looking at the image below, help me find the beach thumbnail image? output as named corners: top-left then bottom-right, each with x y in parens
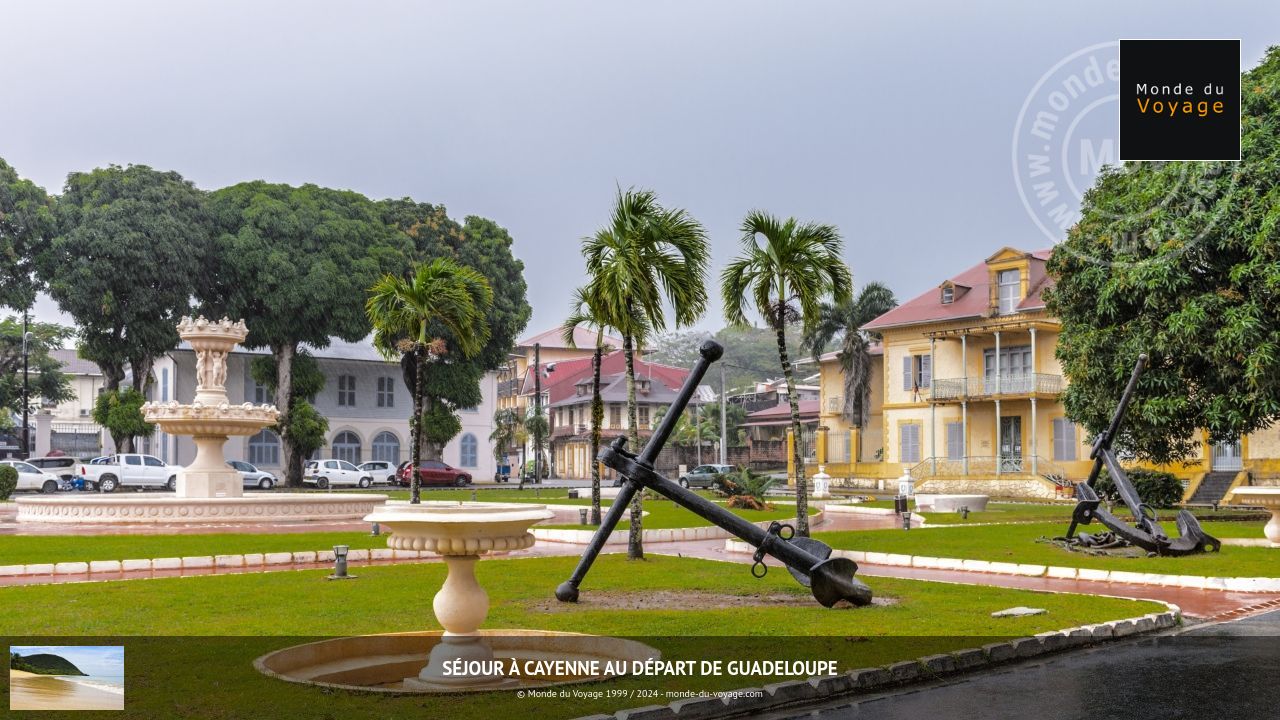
top-left (9, 645), bottom-right (124, 711)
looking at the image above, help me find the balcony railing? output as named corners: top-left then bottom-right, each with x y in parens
top-left (908, 455), bottom-right (1067, 481)
top-left (930, 373), bottom-right (1063, 401)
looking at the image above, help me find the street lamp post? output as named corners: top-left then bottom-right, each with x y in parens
top-left (719, 362), bottom-right (727, 465)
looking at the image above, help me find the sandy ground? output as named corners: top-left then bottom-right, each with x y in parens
top-left (9, 669), bottom-right (124, 711)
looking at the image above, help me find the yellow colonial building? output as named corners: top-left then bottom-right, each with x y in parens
top-left (810, 246), bottom-right (1280, 501)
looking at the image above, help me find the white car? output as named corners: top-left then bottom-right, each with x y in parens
top-left (1, 460), bottom-right (62, 494)
top-left (79, 454), bottom-right (181, 492)
top-left (227, 460), bottom-right (276, 490)
top-left (358, 460), bottom-right (398, 485)
top-left (303, 459), bottom-right (373, 489)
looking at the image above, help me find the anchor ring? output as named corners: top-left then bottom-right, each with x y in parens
top-left (751, 561), bottom-right (768, 578)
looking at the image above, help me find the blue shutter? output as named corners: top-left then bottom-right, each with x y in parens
top-left (902, 356), bottom-right (912, 390)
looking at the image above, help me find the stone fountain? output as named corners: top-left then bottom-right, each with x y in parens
top-left (1226, 487), bottom-right (1280, 546)
top-left (255, 501), bottom-right (660, 693)
top-left (16, 317), bottom-right (387, 525)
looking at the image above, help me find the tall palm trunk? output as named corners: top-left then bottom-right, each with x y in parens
top-left (409, 346), bottom-right (426, 504)
top-left (590, 344), bottom-right (603, 525)
top-left (776, 310), bottom-right (809, 536)
top-left (623, 333), bottom-right (643, 560)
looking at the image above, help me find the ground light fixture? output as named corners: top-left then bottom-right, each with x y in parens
top-left (961, 505), bottom-right (970, 520)
top-left (579, 508), bottom-right (589, 525)
top-left (370, 522), bottom-right (380, 536)
top-left (328, 544), bottom-right (355, 580)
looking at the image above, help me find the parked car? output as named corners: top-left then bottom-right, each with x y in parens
top-left (678, 463), bottom-right (735, 489)
top-left (358, 460), bottom-right (398, 485)
top-left (79, 454), bottom-right (180, 492)
top-left (397, 460), bottom-right (472, 487)
top-left (304, 459), bottom-right (374, 489)
top-left (0, 459), bottom-right (62, 494)
top-left (227, 460), bottom-right (275, 490)
top-left (23, 456), bottom-right (79, 481)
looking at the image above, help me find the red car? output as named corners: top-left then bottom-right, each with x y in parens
top-left (397, 460), bottom-right (473, 487)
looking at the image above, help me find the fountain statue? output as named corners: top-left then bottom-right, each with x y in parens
top-left (256, 500), bottom-right (661, 693)
top-left (142, 317), bottom-right (280, 498)
top-left (15, 316), bottom-right (387, 524)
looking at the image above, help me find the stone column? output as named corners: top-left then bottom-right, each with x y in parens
top-left (34, 411), bottom-right (53, 457)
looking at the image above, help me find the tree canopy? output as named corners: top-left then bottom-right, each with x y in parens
top-left (1046, 46), bottom-right (1280, 464)
top-left (0, 158), bottom-right (55, 312)
top-left (0, 317), bottom-right (73, 428)
top-left (41, 164), bottom-right (209, 390)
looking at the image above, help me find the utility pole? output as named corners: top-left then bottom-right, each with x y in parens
top-left (533, 342), bottom-right (542, 484)
top-left (21, 311), bottom-right (31, 459)
top-left (719, 362), bottom-right (727, 465)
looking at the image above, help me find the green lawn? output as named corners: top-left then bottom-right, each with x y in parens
top-left (0, 531), bottom-right (387, 565)
top-left (817, 521), bottom-right (1277, 577)
top-left (0, 554), bottom-right (1164, 719)
top-left (541, 498), bottom-right (799, 530)
top-left (854, 500), bottom-right (1266, 526)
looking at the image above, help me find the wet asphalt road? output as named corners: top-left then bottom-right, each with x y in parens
top-left (769, 610), bottom-right (1280, 720)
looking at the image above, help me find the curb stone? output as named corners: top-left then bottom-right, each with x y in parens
top-left (587, 607), bottom-right (1178, 720)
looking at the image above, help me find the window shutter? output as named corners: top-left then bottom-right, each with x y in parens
top-left (902, 356), bottom-right (912, 390)
top-left (920, 355), bottom-right (932, 388)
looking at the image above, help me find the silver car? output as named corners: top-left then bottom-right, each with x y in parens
top-left (227, 460), bottom-right (276, 490)
top-left (678, 464), bottom-right (735, 489)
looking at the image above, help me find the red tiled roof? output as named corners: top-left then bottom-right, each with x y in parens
top-left (520, 349), bottom-right (690, 405)
top-left (744, 399), bottom-right (819, 422)
top-left (862, 247), bottom-right (1053, 331)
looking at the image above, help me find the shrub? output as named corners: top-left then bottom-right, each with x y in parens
top-left (713, 468), bottom-right (776, 511)
top-left (0, 465), bottom-right (17, 501)
top-left (1094, 467), bottom-right (1183, 508)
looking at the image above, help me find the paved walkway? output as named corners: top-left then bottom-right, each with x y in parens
top-left (761, 608), bottom-right (1280, 719)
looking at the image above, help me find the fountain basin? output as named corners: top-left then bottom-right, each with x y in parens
top-left (255, 630), bottom-right (661, 694)
top-left (15, 492), bottom-right (387, 524)
top-left (1226, 487), bottom-right (1280, 544)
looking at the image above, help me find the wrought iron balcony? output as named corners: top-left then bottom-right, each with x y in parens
top-left (929, 373), bottom-right (1064, 402)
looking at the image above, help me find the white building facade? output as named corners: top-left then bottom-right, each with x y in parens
top-left (50, 340), bottom-right (498, 481)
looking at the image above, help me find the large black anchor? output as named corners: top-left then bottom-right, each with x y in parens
top-left (555, 340), bottom-right (873, 607)
top-left (1063, 354), bottom-right (1220, 556)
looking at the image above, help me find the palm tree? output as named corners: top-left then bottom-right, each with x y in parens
top-left (562, 286), bottom-right (617, 526)
top-left (722, 211), bottom-right (852, 537)
top-left (366, 258), bottom-right (493, 504)
top-left (582, 187), bottom-right (709, 559)
top-left (802, 282), bottom-right (897, 460)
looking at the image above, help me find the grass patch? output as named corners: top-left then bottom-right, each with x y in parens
top-left (0, 531), bottom-right (386, 565)
top-left (817, 521), bottom-right (1276, 576)
top-left (0, 555), bottom-right (1162, 719)
top-left (855, 500), bottom-right (1265, 526)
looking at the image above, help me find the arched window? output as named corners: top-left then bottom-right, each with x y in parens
top-left (248, 429), bottom-right (281, 467)
top-left (371, 431), bottom-right (400, 464)
top-left (332, 431), bottom-right (362, 464)
top-left (460, 433), bottom-right (478, 468)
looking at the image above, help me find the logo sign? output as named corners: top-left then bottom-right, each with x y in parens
top-left (1119, 39), bottom-right (1240, 161)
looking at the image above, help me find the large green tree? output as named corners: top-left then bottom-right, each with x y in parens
top-left (722, 211), bottom-right (852, 537)
top-left (802, 281), bottom-right (897, 458)
top-left (201, 182), bottom-right (411, 485)
top-left (0, 318), bottom-right (73, 431)
top-left (366, 258), bottom-right (492, 504)
top-left (1047, 48), bottom-right (1280, 464)
top-left (379, 200), bottom-right (530, 461)
top-left (41, 165), bottom-right (209, 406)
top-left (582, 187), bottom-right (708, 559)
top-left (250, 352), bottom-right (329, 465)
top-left (0, 158), bottom-right (55, 312)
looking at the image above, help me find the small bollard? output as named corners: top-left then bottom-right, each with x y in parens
top-left (902, 510), bottom-right (912, 531)
top-left (568, 489), bottom-right (579, 499)
top-left (535, 487), bottom-right (540, 498)
top-left (580, 508), bottom-right (589, 525)
top-left (471, 489), bottom-right (477, 502)
top-left (960, 506), bottom-right (970, 520)
top-left (327, 544), bottom-right (356, 580)
top-left (370, 522), bottom-right (380, 537)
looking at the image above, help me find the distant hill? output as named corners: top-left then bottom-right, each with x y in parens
top-left (10, 652), bottom-right (87, 676)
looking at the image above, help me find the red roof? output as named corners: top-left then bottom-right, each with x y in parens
top-left (743, 399), bottom-right (820, 426)
top-left (862, 247), bottom-right (1053, 331)
top-left (520, 349), bottom-right (690, 405)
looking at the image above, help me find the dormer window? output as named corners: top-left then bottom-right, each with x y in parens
top-left (941, 286), bottom-right (954, 304)
top-left (997, 269), bottom-right (1021, 314)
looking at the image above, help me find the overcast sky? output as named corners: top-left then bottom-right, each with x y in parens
top-left (4, 1), bottom-right (1276, 337)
